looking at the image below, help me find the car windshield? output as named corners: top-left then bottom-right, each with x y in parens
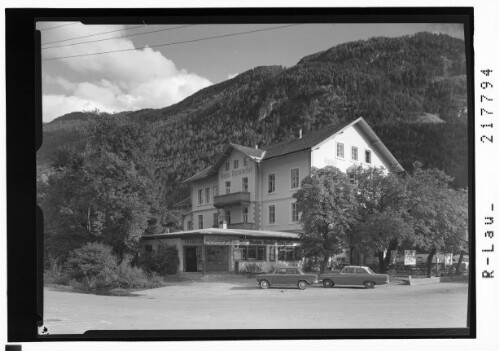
top-left (367, 268), bottom-right (375, 274)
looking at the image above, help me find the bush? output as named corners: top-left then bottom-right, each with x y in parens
top-left (139, 245), bottom-right (179, 275)
top-left (245, 263), bottom-right (263, 277)
top-left (64, 242), bottom-right (119, 291)
top-left (44, 257), bottom-right (71, 285)
top-left (114, 259), bottom-right (164, 289)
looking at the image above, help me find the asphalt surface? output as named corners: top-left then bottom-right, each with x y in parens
top-left (43, 278), bottom-right (469, 334)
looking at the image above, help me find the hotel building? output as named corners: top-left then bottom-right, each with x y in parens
top-left (142, 117), bottom-right (403, 273)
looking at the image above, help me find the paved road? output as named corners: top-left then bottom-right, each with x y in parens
top-left (43, 279), bottom-right (469, 334)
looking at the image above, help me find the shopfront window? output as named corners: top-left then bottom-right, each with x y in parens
top-left (277, 246), bottom-right (301, 261)
top-left (269, 246), bottom-right (276, 261)
top-left (239, 245), bottom-right (266, 261)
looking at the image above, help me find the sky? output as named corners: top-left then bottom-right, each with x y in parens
top-left (38, 22), bottom-right (464, 123)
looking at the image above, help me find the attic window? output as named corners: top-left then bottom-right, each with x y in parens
top-left (336, 142), bottom-right (344, 158)
top-left (225, 162), bottom-right (230, 171)
top-left (243, 157), bottom-right (248, 166)
top-left (365, 150), bottom-right (371, 164)
top-left (234, 159), bottom-right (239, 169)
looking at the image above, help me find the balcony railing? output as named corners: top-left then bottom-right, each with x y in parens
top-left (227, 222), bottom-right (256, 230)
top-left (213, 191), bottom-right (250, 208)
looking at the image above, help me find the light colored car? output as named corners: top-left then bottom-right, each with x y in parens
top-left (320, 265), bottom-right (389, 289)
top-left (256, 267), bottom-right (318, 290)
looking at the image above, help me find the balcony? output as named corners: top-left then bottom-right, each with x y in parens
top-left (227, 222), bottom-right (256, 230)
top-left (213, 191), bottom-right (250, 208)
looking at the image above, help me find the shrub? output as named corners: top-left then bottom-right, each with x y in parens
top-left (114, 259), bottom-right (164, 289)
top-left (44, 257), bottom-right (70, 285)
top-left (64, 242), bottom-right (119, 291)
top-left (245, 263), bottom-right (263, 276)
top-left (139, 245), bottom-right (179, 275)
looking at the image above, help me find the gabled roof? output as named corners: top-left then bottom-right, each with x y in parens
top-left (183, 143), bottom-right (265, 183)
top-left (183, 117), bottom-right (403, 182)
top-left (172, 196), bottom-right (191, 208)
top-left (261, 120), bottom-right (352, 160)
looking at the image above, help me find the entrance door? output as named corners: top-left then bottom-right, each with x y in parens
top-left (185, 247), bottom-right (198, 272)
top-left (206, 246), bottom-right (229, 272)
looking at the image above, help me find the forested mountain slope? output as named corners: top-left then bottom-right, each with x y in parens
top-left (38, 32), bottom-right (468, 205)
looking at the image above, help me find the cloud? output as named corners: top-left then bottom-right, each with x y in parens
top-left (41, 23), bottom-right (212, 122)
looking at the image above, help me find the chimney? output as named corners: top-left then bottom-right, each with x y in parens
top-left (299, 128), bottom-right (302, 139)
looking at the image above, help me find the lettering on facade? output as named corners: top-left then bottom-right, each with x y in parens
top-left (220, 166), bottom-right (253, 179)
top-left (183, 238), bottom-right (203, 245)
top-left (204, 235), bottom-right (240, 246)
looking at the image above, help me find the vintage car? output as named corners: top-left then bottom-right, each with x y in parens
top-left (256, 267), bottom-right (318, 290)
top-left (320, 265), bottom-right (389, 288)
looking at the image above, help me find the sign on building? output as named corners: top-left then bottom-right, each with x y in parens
top-left (204, 235), bottom-right (240, 246)
top-left (404, 250), bottom-right (416, 266)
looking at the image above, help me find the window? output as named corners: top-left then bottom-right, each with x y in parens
top-left (226, 210), bottom-right (231, 225)
top-left (286, 268), bottom-right (299, 274)
top-left (225, 181), bottom-right (231, 194)
top-left (213, 186), bottom-right (218, 197)
top-left (243, 157), bottom-right (248, 166)
top-left (277, 268), bottom-right (287, 274)
top-left (225, 162), bottom-right (230, 171)
top-left (355, 268), bottom-right (367, 274)
top-left (277, 246), bottom-right (301, 261)
top-left (291, 203), bottom-right (299, 222)
top-left (187, 220), bottom-right (193, 230)
top-left (242, 177), bottom-right (248, 192)
top-left (337, 142), bottom-right (344, 158)
top-left (205, 188), bottom-right (210, 203)
top-left (268, 173), bottom-right (276, 193)
top-left (349, 172), bottom-right (357, 185)
top-left (269, 247), bottom-right (276, 261)
top-left (198, 189), bottom-right (203, 205)
top-left (213, 213), bottom-right (219, 227)
top-left (234, 159), bottom-right (239, 169)
top-left (351, 146), bottom-right (358, 161)
top-left (268, 205), bottom-right (275, 224)
top-left (291, 168), bottom-right (300, 189)
top-left (343, 267), bottom-right (355, 274)
top-left (247, 246), bottom-right (256, 260)
top-left (365, 150), bottom-right (371, 164)
top-left (198, 215), bottom-right (203, 229)
top-left (243, 208), bottom-right (248, 223)
top-left (257, 246), bottom-right (266, 261)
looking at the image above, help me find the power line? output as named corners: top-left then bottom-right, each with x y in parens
top-left (43, 24), bottom-right (302, 61)
top-left (42, 25), bottom-right (195, 50)
top-left (39, 22), bottom-right (80, 31)
top-left (42, 24), bottom-right (146, 46)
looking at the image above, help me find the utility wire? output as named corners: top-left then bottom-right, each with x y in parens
top-left (43, 24), bottom-right (302, 61)
top-left (42, 24), bottom-right (145, 46)
top-left (39, 22), bottom-right (80, 31)
top-left (42, 25), bottom-right (195, 50)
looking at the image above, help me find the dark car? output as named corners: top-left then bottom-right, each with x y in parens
top-left (256, 267), bottom-right (318, 290)
top-left (320, 265), bottom-right (389, 289)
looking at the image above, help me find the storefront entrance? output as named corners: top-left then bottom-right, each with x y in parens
top-left (206, 246), bottom-right (229, 272)
top-left (185, 247), bottom-right (198, 272)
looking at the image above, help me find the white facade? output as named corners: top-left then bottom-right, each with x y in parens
top-left (181, 118), bottom-right (402, 233)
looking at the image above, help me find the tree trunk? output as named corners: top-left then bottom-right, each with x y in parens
top-left (377, 252), bottom-right (385, 272)
top-left (426, 247), bottom-right (436, 278)
top-left (379, 239), bottom-right (398, 273)
top-left (320, 254), bottom-right (330, 273)
top-left (455, 251), bottom-right (464, 275)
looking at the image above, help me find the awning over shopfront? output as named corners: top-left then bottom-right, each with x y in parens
top-left (142, 228), bottom-right (301, 240)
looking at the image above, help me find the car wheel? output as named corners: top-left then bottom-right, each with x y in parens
top-left (298, 280), bottom-right (308, 290)
top-left (323, 279), bottom-right (334, 288)
top-left (259, 280), bottom-right (270, 289)
top-left (364, 281), bottom-right (374, 289)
